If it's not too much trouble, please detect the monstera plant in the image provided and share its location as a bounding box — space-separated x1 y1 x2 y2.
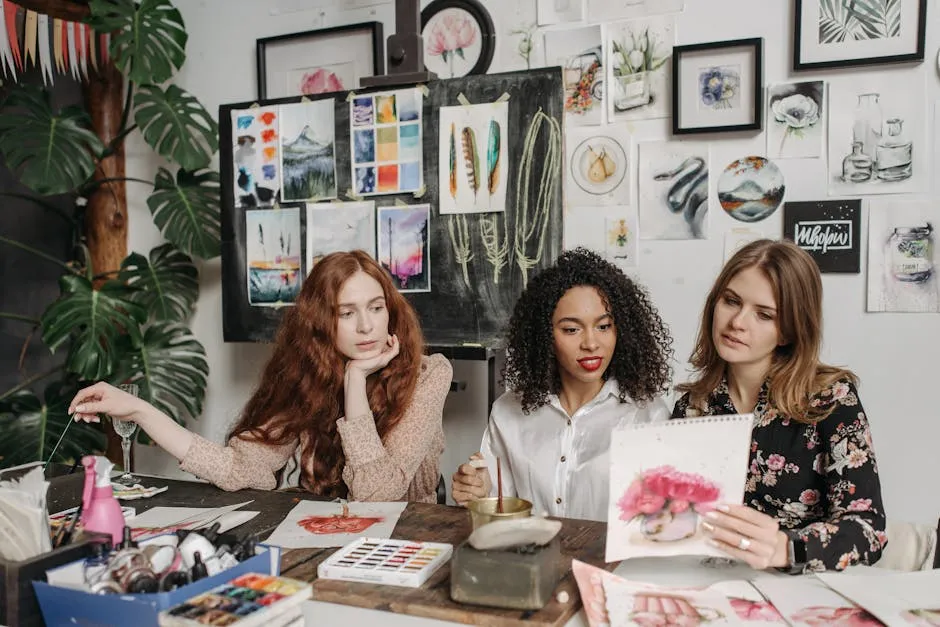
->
0 0 217 467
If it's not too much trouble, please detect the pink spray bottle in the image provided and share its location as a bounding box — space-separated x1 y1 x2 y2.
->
80 455 124 545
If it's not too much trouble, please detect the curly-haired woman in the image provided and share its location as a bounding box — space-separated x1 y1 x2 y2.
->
451 248 674 521
69 251 452 503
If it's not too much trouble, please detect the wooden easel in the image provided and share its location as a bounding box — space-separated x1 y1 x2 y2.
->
360 0 436 88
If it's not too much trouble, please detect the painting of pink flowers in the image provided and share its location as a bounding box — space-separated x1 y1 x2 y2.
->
618 466 721 524
286 62 355 97
422 0 494 78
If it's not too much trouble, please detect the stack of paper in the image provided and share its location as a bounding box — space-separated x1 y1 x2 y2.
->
0 466 52 560
127 501 260 542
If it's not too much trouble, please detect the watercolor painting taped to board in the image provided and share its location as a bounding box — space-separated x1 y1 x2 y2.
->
279 99 337 202
377 204 431 292
264 501 405 549
305 201 376 272
438 101 509 214
245 208 302 307
231 106 280 208
350 87 424 196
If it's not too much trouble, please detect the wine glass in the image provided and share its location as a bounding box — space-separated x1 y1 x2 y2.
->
111 383 140 485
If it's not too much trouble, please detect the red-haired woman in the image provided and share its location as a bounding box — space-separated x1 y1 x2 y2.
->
69 251 453 503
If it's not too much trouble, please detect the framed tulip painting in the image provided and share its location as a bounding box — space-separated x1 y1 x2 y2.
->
421 0 496 79
672 38 764 135
256 22 384 99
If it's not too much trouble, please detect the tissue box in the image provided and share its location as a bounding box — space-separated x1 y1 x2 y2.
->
32 544 281 627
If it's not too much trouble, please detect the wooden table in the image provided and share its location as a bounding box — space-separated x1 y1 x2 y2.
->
45 474 614 627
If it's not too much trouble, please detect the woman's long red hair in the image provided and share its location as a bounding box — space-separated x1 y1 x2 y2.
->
228 250 425 496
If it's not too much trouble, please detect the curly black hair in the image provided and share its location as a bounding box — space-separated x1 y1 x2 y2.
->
503 248 673 413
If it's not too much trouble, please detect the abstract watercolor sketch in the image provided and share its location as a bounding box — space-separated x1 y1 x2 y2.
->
767 81 824 159
818 0 901 43
606 16 675 121
231 106 279 208
698 65 740 110
278 100 337 202
867 200 939 313
606 414 752 562
828 71 926 196
263 501 406 549
305 201 376 272
245 208 302 307
350 87 423 196
544 25 604 125
287 62 355 96
566 125 631 207
638 141 708 240
717 156 786 224
377 204 431 292
438 101 509 214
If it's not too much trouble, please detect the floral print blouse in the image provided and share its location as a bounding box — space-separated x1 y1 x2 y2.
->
671 378 887 573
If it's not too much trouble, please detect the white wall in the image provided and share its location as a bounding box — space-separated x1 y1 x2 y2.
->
132 0 940 524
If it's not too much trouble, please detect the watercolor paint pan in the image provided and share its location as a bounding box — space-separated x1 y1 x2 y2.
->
317 537 453 588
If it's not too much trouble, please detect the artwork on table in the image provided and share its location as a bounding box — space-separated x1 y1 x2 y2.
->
784 200 861 273
717 156 786 224
438 101 509 214
350 87 424 196
571 560 614 627
867 200 938 313
724 227 765 263
536 0 584 26
278 100 337 202
256 22 384 99
605 16 675 121
421 0 496 78
828 71 927 196
245 208 302 306
565 125 631 206
754 578 883 627
794 0 927 70
767 81 825 159
605 213 638 269
306 201 376 272
638 141 709 240
711 581 788 625
605 414 753 562
544 25 604 125
263 501 406 549
377 204 431 292
231 106 280 208
673 38 764 134
817 571 940 627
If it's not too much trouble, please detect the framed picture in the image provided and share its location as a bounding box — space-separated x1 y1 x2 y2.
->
672 38 763 135
256 22 384 99
794 0 927 71
420 0 496 79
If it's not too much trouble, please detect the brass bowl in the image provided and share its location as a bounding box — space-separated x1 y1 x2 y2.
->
467 497 533 530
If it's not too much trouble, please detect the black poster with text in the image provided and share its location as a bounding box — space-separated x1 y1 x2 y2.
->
783 200 861 274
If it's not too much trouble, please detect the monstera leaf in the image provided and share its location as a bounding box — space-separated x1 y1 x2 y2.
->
0 86 103 195
41 275 147 381
0 382 106 468
134 84 218 171
111 322 208 426
118 244 198 323
146 167 221 260
88 0 187 85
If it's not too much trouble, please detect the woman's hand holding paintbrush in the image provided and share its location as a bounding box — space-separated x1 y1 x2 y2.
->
450 453 492 506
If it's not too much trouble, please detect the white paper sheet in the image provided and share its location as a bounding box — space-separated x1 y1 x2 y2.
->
127 501 259 541
817 571 940 627
264 500 406 549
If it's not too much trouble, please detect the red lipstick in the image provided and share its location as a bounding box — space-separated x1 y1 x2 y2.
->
577 357 603 372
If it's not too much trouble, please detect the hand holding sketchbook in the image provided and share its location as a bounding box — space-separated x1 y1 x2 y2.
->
605 414 753 562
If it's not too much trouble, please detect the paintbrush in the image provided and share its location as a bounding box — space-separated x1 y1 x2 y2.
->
496 457 504 514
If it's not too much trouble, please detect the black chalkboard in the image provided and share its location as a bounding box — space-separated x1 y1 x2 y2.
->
219 67 564 348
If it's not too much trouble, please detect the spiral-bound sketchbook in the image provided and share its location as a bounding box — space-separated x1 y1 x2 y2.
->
605 414 753 562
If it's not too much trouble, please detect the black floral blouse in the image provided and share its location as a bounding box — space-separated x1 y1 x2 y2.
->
671 378 887 573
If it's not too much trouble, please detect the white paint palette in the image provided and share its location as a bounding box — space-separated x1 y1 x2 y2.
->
317 537 453 588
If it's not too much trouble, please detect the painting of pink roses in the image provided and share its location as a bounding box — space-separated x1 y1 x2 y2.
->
421 0 495 78
617 466 721 543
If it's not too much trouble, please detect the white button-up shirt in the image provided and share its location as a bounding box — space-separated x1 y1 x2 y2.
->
480 378 670 522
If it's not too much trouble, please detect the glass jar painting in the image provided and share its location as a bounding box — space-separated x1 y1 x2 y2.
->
889 225 934 283
875 118 913 181
842 92 913 184
842 141 873 182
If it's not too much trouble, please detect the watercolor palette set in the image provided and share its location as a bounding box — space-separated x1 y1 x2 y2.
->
157 573 311 626
318 537 453 588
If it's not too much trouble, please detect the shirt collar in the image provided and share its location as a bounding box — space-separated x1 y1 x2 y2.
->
548 377 621 417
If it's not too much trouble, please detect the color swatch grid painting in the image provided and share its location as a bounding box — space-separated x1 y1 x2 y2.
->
377 204 431 292
305 201 376 272
438 101 509 214
245 208 302 307
279 99 338 202
351 87 424 196
231 106 279 208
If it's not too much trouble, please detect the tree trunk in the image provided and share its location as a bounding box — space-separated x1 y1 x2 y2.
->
83 61 127 467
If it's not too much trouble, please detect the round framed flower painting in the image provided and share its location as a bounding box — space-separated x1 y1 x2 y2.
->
421 0 495 79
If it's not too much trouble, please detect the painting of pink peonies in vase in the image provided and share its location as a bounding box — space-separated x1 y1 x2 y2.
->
617 466 720 543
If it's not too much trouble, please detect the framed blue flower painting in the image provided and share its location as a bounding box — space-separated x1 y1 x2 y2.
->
672 38 763 135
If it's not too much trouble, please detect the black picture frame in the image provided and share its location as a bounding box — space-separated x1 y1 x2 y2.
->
420 0 496 78
672 38 763 135
256 22 384 99
794 0 927 71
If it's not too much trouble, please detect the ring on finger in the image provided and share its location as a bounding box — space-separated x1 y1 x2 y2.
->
737 537 752 551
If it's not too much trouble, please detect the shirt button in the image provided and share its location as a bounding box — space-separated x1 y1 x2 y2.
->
560 456 567 462
555 497 562 504
567 419 572 426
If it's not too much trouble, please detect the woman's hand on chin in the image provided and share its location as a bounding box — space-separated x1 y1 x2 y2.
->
345 334 401 378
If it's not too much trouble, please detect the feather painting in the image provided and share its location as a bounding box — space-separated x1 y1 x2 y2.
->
487 119 500 195
461 126 480 198
449 123 457 199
